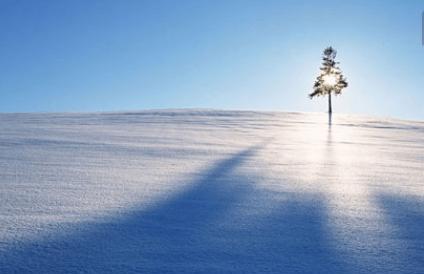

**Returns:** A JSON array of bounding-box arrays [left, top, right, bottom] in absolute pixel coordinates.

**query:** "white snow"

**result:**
[[0, 110, 423, 273]]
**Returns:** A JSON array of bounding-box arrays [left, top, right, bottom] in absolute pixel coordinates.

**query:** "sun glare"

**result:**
[[323, 74, 337, 86]]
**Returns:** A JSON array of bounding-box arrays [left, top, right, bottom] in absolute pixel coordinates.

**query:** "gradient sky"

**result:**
[[0, 0, 423, 120]]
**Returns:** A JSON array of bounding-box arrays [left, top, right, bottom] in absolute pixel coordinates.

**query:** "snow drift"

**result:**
[[0, 110, 423, 273]]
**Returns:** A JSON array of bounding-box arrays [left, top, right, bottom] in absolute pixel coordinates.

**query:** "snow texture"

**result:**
[[0, 110, 423, 273]]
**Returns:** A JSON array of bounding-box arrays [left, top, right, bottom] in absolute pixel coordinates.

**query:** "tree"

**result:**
[[309, 47, 348, 114]]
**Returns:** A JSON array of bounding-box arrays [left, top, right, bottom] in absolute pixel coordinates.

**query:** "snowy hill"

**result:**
[[0, 110, 423, 274]]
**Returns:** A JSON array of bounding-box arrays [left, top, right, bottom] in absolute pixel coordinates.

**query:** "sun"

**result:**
[[323, 74, 337, 86]]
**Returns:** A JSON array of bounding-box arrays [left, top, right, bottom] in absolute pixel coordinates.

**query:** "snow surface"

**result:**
[[0, 110, 423, 273]]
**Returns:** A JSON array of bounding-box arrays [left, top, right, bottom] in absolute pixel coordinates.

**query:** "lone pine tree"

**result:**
[[309, 47, 348, 114]]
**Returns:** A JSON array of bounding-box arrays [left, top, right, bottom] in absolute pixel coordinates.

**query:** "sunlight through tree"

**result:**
[[310, 47, 348, 114]]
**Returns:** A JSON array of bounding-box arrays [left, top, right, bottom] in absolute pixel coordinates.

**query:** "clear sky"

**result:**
[[0, 0, 423, 120]]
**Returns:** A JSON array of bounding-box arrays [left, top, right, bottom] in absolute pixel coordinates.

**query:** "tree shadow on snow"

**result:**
[[375, 194, 424, 274], [1, 142, 346, 274]]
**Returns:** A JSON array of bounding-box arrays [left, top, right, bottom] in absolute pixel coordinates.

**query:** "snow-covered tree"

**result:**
[[309, 47, 348, 114]]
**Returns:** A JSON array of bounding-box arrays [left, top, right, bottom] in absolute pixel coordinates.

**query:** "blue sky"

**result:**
[[0, 0, 423, 120]]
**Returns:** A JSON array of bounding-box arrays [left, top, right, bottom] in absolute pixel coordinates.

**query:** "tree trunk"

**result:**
[[328, 93, 332, 114]]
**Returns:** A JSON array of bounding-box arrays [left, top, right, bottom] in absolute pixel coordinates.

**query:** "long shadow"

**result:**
[[376, 194, 424, 274], [216, 194, 347, 274], [0, 144, 263, 273], [1, 142, 345, 273]]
